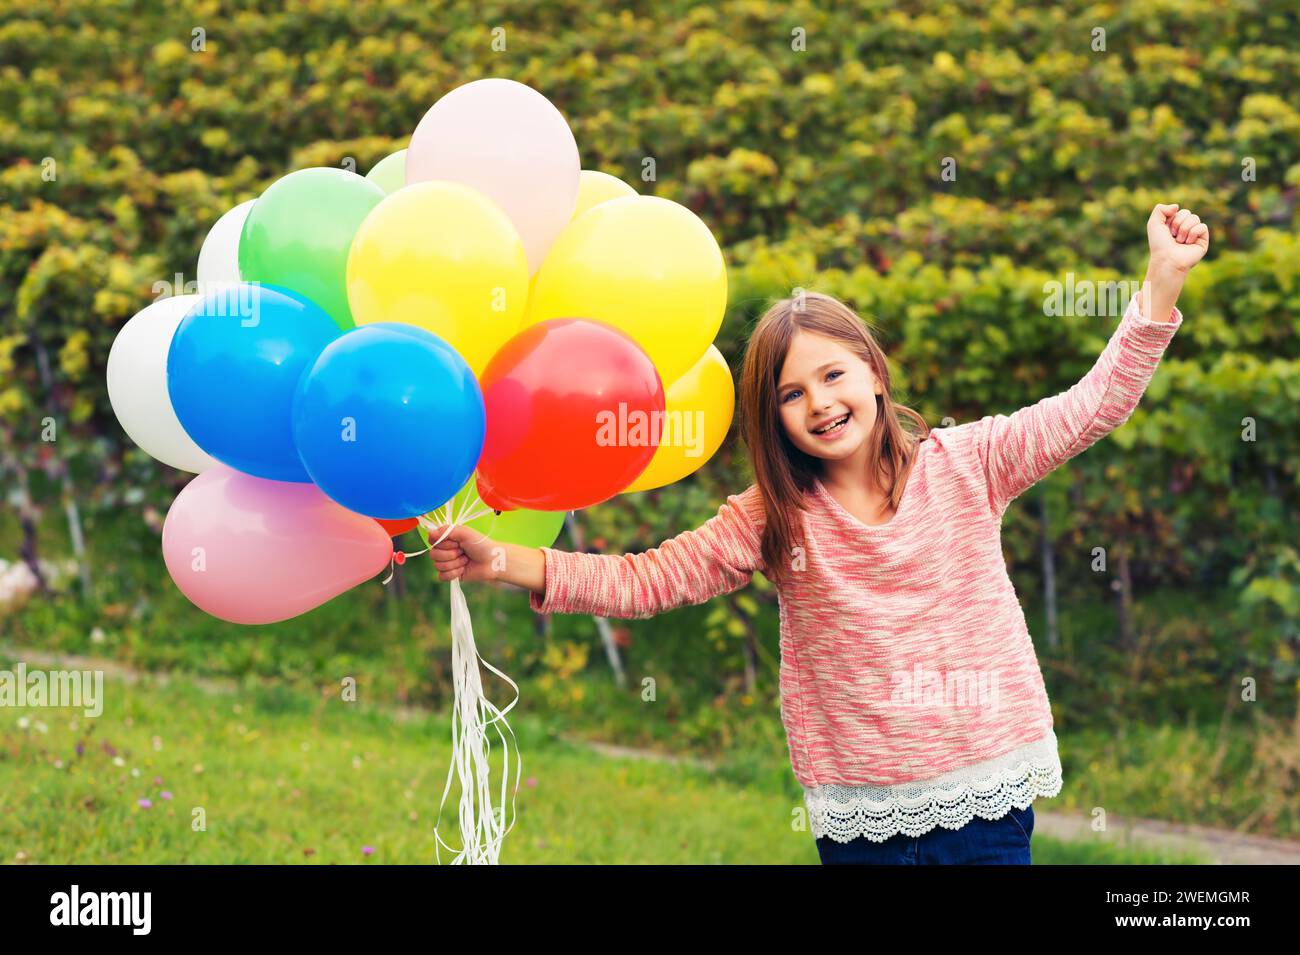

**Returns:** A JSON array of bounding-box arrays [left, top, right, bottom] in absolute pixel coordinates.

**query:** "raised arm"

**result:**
[[529, 485, 767, 620], [975, 202, 1206, 517], [972, 289, 1185, 519], [975, 290, 1182, 517]]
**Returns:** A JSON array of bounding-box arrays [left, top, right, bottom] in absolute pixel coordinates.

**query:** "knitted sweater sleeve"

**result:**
[[974, 291, 1183, 517], [528, 484, 767, 620]]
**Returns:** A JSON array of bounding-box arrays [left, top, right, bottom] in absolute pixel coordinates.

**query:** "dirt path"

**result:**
[[1031, 809, 1300, 865], [5, 644, 1297, 863]]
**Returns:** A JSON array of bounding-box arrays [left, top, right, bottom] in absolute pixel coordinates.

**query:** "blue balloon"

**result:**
[[292, 323, 486, 518], [167, 284, 341, 482]]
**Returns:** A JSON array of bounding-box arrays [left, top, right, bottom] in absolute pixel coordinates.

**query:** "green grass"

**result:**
[[0, 670, 1208, 864], [0, 671, 814, 864]]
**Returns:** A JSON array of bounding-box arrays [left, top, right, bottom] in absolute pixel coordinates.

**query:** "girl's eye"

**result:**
[[782, 371, 841, 403]]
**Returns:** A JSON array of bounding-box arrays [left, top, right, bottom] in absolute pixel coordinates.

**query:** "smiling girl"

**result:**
[[430, 202, 1208, 864]]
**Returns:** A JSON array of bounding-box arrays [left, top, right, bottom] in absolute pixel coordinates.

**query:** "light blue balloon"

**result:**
[[292, 323, 486, 518], [167, 284, 340, 482]]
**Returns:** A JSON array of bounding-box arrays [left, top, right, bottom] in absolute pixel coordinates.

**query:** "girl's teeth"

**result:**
[[816, 415, 848, 434]]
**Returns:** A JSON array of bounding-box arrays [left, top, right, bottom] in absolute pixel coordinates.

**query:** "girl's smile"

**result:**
[[810, 411, 852, 439]]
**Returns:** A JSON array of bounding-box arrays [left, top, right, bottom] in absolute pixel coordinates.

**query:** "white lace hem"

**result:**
[[805, 731, 1063, 844]]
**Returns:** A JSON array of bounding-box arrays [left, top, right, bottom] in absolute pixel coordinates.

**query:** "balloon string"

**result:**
[[431, 578, 523, 865], [401, 478, 518, 864]]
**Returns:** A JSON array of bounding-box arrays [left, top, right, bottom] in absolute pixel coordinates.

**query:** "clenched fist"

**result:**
[[1147, 203, 1210, 273], [428, 524, 504, 583]]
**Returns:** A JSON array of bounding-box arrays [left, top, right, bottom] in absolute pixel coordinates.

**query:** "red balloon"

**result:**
[[375, 517, 419, 536], [476, 319, 665, 510]]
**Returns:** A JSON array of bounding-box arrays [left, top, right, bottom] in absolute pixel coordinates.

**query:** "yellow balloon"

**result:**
[[523, 195, 726, 383], [572, 170, 637, 220], [622, 344, 735, 493], [346, 181, 530, 377]]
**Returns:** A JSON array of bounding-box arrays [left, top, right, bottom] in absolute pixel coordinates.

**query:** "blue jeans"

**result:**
[[816, 804, 1034, 865]]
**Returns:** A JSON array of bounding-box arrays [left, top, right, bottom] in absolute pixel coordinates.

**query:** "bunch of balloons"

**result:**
[[107, 77, 734, 626]]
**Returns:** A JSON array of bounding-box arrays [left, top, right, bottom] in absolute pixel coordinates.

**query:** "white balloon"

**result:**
[[196, 199, 255, 290], [107, 295, 218, 473]]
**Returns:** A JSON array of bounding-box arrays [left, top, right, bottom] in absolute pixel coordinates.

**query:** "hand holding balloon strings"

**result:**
[[378, 481, 499, 585]]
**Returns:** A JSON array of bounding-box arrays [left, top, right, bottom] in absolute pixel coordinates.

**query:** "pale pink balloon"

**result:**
[[162, 466, 394, 625], [405, 78, 580, 273]]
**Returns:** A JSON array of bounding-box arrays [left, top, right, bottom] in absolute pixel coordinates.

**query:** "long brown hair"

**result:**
[[737, 290, 929, 588]]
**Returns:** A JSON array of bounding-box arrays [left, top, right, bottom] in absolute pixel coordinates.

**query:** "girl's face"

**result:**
[[777, 330, 882, 461]]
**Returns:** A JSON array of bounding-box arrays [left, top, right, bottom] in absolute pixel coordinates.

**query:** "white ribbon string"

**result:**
[[415, 486, 522, 865]]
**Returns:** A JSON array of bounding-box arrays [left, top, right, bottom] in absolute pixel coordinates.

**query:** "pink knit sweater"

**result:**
[[530, 291, 1183, 837]]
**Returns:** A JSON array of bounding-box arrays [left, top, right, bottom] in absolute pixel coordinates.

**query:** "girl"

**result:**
[[430, 203, 1209, 865]]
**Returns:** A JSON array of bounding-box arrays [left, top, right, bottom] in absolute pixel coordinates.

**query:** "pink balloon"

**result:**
[[162, 466, 393, 625], [405, 78, 580, 273]]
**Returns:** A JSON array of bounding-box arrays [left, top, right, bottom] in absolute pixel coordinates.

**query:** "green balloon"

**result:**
[[419, 475, 566, 550], [365, 149, 407, 195], [238, 167, 385, 331]]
